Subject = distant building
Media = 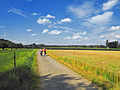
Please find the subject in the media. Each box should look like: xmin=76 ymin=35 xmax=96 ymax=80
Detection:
xmin=106 ymin=40 xmax=119 ymax=48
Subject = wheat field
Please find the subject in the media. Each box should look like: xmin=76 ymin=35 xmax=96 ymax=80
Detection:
xmin=48 ymin=50 xmax=120 ymax=89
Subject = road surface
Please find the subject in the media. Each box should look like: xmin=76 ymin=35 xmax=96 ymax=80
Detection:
xmin=37 ymin=51 xmax=101 ymax=90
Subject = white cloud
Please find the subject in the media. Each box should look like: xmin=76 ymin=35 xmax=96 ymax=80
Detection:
xmin=37 ymin=18 xmax=51 ymax=24
xmin=109 ymin=26 xmax=120 ymax=31
xmin=100 ymin=35 xmax=105 ymax=39
xmin=39 ymin=14 xmax=55 ymax=19
xmin=26 ymin=29 xmax=32 ymax=32
xmin=68 ymin=2 xmax=95 ymax=18
xmin=109 ymin=39 xmax=117 ymax=42
xmin=82 ymin=32 xmax=87 ymax=35
xmin=102 ymin=26 xmax=120 ymax=40
xmin=64 ymin=37 xmax=71 ymax=40
xmin=1 ymin=32 xmax=7 ymax=37
xmin=49 ymin=30 xmax=62 ymax=35
xmin=31 ymin=33 xmax=37 ymax=36
xmin=48 ymin=25 xmax=72 ymax=30
xmin=116 ymin=35 xmax=120 ymax=38
xmin=76 ymin=32 xmax=87 ymax=35
xmin=102 ymin=0 xmax=118 ymax=11
xmin=64 ymin=30 xmax=70 ymax=33
xmin=84 ymin=37 xmax=88 ymax=40
xmin=46 ymin=14 xmax=55 ymax=18
xmin=100 ymin=32 xmax=120 ymax=39
xmin=42 ymin=29 xmax=49 ymax=34
xmin=0 ymin=26 xmax=6 ymax=28
xmin=89 ymin=11 xmax=113 ymax=24
xmin=72 ymin=32 xmax=87 ymax=39
xmin=73 ymin=34 xmax=82 ymax=39
xmin=58 ymin=18 xmax=71 ymax=24
xmin=8 ymin=8 xmax=27 ymax=17
xmin=99 ymin=27 xmax=106 ymax=30
xmin=32 ymin=13 xmax=40 ymax=16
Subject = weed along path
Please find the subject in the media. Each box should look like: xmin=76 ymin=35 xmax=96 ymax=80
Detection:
xmin=37 ymin=51 xmax=100 ymax=90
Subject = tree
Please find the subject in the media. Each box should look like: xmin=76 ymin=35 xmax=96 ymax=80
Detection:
xmin=0 ymin=43 xmax=8 ymax=50
xmin=16 ymin=43 xmax=23 ymax=48
xmin=32 ymin=43 xmax=36 ymax=48
xmin=106 ymin=40 xmax=108 ymax=48
xmin=118 ymin=44 xmax=120 ymax=48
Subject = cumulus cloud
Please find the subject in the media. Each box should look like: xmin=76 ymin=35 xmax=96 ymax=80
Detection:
xmin=84 ymin=37 xmax=88 ymax=40
xmin=46 ymin=14 xmax=55 ymax=18
xmin=40 ymin=14 xmax=55 ymax=19
xmin=82 ymin=32 xmax=87 ymax=35
xmin=109 ymin=26 xmax=120 ymax=31
xmin=58 ymin=18 xmax=72 ymax=24
xmin=26 ymin=29 xmax=32 ymax=32
xmin=100 ymin=35 xmax=105 ymax=39
xmin=102 ymin=0 xmax=118 ymax=11
xmin=31 ymin=33 xmax=37 ymax=36
xmin=73 ymin=34 xmax=82 ymax=39
xmin=37 ymin=18 xmax=51 ymax=24
xmin=64 ymin=37 xmax=71 ymax=40
xmin=49 ymin=30 xmax=62 ymax=35
xmin=68 ymin=2 xmax=95 ymax=18
xmin=8 ymin=8 xmax=27 ymax=17
xmin=100 ymin=32 xmax=120 ymax=39
xmin=116 ymin=35 xmax=120 ymax=38
xmin=72 ymin=32 xmax=87 ymax=39
xmin=32 ymin=12 xmax=40 ymax=16
xmin=42 ymin=29 xmax=49 ymax=34
xmin=89 ymin=11 xmax=113 ymax=24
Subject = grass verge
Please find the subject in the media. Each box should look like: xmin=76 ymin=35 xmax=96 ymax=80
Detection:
xmin=0 ymin=49 xmax=40 ymax=90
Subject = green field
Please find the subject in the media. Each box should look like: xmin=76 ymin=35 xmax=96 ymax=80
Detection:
xmin=1 ymin=48 xmax=120 ymax=90
xmin=46 ymin=47 xmax=120 ymax=51
xmin=0 ymin=49 xmax=39 ymax=90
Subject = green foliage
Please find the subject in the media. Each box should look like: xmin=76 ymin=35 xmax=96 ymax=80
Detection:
xmin=0 ymin=38 xmax=23 ymax=49
xmin=0 ymin=49 xmax=39 ymax=90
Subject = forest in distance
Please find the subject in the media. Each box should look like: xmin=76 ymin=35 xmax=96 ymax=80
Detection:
xmin=0 ymin=38 xmax=120 ymax=50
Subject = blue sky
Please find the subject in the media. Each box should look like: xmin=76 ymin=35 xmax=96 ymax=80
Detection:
xmin=0 ymin=0 xmax=120 ymax=45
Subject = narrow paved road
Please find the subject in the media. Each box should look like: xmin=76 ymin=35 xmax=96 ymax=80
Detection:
xmin=37 ymin=51 xmax=101 ymax=90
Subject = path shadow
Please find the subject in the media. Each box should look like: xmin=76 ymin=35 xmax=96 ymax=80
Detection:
xmin=40 ymin=74 xmax=99 ymax=90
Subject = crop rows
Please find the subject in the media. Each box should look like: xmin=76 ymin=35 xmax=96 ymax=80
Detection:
xmin=48 ymin=50 xmax=120 ymax=89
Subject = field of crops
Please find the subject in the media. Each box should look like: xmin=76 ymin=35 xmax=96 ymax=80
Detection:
xmin=47 ymin=50 xmax=120 ymax=89
xmin=0 ymin=49 xmax=39 ymax=90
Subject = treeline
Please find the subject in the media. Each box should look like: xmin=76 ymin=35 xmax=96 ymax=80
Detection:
xmin=0 ymin=38 xmax=120 ymax=50
xmin=45 ymin=45 xmax=106 ymax=48
xmin=106 ymin=40 xmax=120 ymax=48
xmin=0 ymin=39 xmax=23 ymax=50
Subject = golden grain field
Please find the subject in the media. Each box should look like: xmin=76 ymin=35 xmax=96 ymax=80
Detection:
xmin=47 ymin=50 xmax=120 ymax=89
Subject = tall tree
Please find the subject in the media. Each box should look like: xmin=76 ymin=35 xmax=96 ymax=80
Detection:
xmin=106 ymin=40 xmax=108 ymax=47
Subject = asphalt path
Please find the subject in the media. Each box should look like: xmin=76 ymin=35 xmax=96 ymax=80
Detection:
xmin=37 ymin=51 xmax=101 ymax=90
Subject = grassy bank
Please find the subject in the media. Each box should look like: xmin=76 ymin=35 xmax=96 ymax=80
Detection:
xmin=0 ymin=49 xmax=39 ymax=90
xmin=47 ymin=50 xmax=120 ymax=90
